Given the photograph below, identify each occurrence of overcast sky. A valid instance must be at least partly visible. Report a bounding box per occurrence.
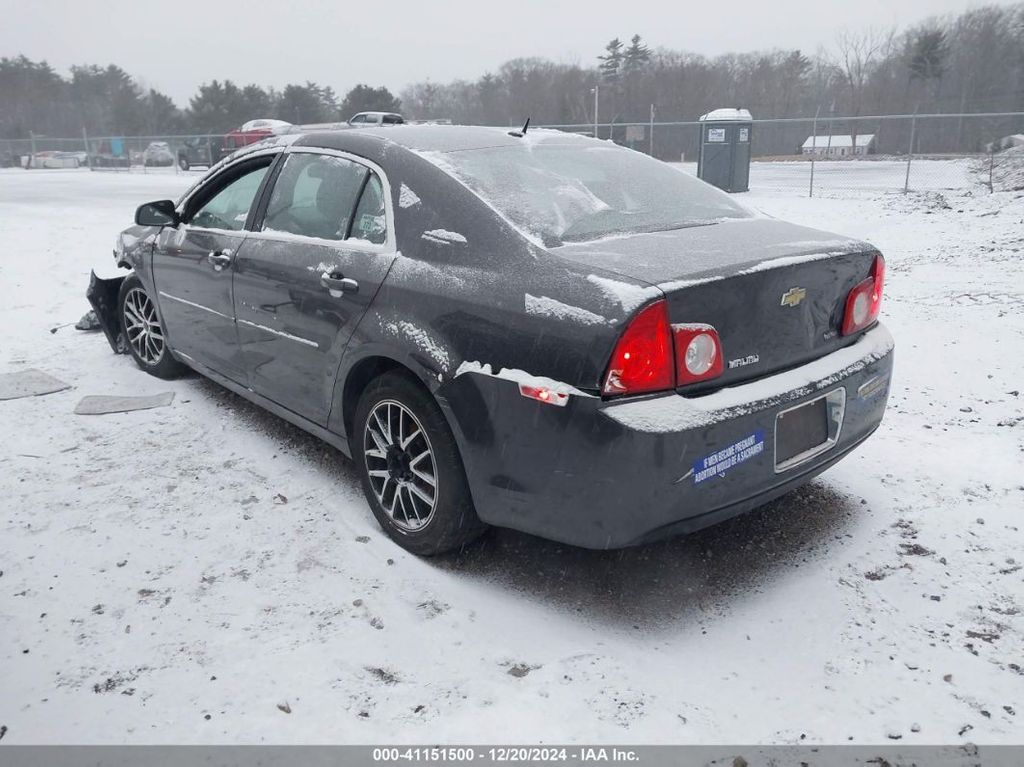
[1,0,1016,105]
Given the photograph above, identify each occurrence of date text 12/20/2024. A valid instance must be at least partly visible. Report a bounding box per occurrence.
[372,747,641,762]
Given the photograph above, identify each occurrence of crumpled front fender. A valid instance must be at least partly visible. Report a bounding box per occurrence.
[86,271,126,353]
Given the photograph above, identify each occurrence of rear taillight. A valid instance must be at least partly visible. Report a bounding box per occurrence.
[841,254,885,336]
[673,324,724,385]
[602,300,675,396]
[603,301,725,396]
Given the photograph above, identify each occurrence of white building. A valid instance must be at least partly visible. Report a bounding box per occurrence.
[801,133,876,157]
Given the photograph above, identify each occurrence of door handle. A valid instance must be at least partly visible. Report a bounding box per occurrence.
[207,249,233,271]
[320,271,359,295]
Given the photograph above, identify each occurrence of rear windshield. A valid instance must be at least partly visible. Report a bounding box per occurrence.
[432,141,752,246]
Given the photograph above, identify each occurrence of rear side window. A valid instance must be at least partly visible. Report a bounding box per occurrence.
[262,154,369,241]
[350,173,387,245]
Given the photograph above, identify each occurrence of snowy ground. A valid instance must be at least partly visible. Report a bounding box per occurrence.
[677,156,978,194]
[1,164,1022,745]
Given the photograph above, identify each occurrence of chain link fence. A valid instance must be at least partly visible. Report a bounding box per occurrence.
[3,113,1023,196]
[540,112,1024,197]
[0,133,228,173]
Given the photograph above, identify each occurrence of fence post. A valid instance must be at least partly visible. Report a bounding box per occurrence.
[903,112,917,194]
[809,106,820,198]
[988,150,995,193]
[28,130,37,169]
[82,127,93,171]
[649,104,655,157]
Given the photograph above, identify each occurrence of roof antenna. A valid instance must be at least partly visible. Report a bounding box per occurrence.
[508,118,530,138]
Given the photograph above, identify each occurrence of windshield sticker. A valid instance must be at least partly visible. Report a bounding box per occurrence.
[693,430,765,485]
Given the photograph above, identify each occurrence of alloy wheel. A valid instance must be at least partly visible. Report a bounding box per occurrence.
[123,287,165,365]
[363,399,439,532]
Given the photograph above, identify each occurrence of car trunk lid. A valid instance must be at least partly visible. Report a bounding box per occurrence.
[553,218,879,390]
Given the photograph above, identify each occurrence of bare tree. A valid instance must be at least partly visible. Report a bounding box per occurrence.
[833,27,894,146]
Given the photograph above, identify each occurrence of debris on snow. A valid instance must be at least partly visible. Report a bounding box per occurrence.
[75,310,102,331]
[74,392,174,415]
[0,369,71,401]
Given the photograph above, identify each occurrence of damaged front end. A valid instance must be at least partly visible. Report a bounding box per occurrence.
[86,271,126,354]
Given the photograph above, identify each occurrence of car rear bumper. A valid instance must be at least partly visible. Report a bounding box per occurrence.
[441,323,894,549]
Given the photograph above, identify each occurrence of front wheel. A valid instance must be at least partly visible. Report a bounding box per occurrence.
[354,372,486,555]
[118,275,185,379]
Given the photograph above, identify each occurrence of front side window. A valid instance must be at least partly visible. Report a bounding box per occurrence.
[262,153,387,244]
[187,162,270,231]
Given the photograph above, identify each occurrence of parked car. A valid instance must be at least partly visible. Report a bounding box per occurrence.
[22,150,85,168]
[177,137,221,171]
[90,126,893,556]
[348,111,404,126]
[143,141,175,167]
[221,119,292,158]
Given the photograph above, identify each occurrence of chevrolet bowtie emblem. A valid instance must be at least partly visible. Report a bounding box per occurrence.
[780,287,807,307]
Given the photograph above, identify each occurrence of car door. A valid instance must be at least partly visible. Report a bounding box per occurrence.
[151,155,276,383]
[232,149,397,425]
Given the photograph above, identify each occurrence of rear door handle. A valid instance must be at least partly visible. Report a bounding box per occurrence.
[320,271,359,295]
[207,249,233,270]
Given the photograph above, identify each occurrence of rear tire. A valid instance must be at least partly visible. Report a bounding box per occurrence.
[118,275,185,379]
[354,372,486,556]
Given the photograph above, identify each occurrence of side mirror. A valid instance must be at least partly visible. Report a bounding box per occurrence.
[135,199,178,227]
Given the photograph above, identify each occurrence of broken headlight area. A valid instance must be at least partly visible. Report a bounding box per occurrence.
[86,270,127,354]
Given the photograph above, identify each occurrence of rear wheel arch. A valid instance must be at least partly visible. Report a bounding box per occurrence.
[340,355,408,439]
[337,353,468,455]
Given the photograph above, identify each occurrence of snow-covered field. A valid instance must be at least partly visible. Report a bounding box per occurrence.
[677,156,978,193]
[1,164,1022,745]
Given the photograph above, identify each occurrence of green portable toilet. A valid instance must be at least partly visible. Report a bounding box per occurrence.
[697,108,752,192]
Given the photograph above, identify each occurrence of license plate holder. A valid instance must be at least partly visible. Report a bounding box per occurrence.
[774,388,846,472]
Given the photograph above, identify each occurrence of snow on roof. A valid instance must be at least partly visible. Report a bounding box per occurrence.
[699,108,752,121]
[802,134,876,149]
[240,118,292,132]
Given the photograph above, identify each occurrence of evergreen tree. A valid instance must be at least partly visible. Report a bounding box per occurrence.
[340,84,401,118]
[277,82,339,124]
[909,28,947,82]
[622,34,651,76]
[598,38,624,84]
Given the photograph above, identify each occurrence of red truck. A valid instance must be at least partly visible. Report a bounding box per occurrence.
[221,119,293,158]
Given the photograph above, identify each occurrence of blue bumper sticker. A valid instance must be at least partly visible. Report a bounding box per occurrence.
[693,430,766,485]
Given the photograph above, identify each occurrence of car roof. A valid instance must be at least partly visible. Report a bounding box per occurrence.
[296,124,590,154]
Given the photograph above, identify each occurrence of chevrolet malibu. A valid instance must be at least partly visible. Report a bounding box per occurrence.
[89,126,893,556]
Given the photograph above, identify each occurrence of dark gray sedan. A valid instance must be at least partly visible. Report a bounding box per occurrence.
[90,126,893,555]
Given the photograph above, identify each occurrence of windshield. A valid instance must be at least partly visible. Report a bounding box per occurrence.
[432,141,752,246]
